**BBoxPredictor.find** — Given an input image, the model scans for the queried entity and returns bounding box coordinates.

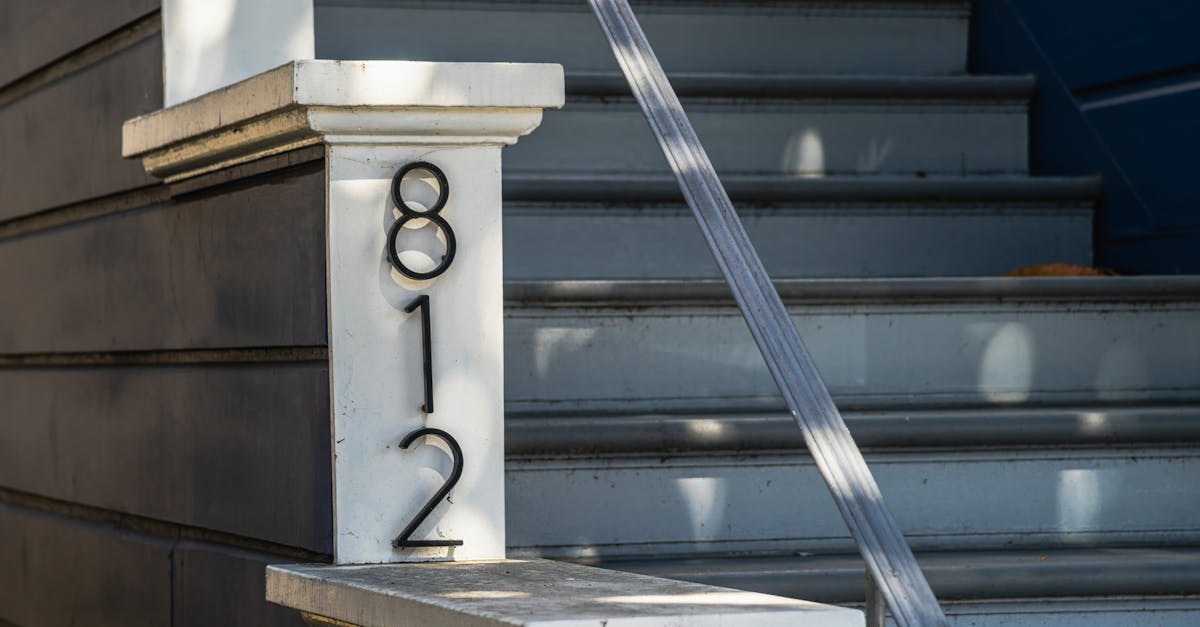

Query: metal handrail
[586,1,947,624]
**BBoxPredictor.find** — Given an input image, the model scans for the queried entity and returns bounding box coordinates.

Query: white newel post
[321,102,539,565]
[123,60,565,565]
[124,59,864,627]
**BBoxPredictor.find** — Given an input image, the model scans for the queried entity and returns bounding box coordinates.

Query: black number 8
[386,162,457,281]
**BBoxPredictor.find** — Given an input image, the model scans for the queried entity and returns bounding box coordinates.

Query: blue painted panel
[1085,85,1200,230]
[1104,236,1200,276]
[971,0,1200,273]
[1005,2,1200,91]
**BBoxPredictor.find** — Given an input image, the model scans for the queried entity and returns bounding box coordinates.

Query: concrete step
[502,175,1096,279]
[315,0,972,76]
[597,547,1200,621]
[503,406,1200,559]
[503,276,1200,413]
[267,560,862,627]
[506,74,1032,176]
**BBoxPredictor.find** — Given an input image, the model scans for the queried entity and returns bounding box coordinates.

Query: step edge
[505,405,1200,456]
[502,175,1102,204]
[504,275,1200,306]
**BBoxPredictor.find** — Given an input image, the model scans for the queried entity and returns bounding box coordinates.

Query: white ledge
[122,60,565,181]
[266,560,862,627]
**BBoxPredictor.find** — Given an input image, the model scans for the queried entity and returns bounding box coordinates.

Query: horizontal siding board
[0,505,172,626]
[0,0,159,88]
[0,364,333,553]
[0,32,161,222]
[174,542,310,627]
[0,161,327,353]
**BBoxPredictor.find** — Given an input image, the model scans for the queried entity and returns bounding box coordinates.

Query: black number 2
[393,427,464,548]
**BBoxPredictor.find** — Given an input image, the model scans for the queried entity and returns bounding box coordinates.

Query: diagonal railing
[586,1,947,624]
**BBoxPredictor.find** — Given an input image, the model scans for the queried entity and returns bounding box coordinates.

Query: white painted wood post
[323,126,513,564]
[315,64,565,564]
[123,60,565,564]
[162,0,315,106]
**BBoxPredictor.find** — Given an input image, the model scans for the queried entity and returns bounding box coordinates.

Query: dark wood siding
[0,157,332,623]
[0,0,159,88]
[0,161,328,354]
[0,505,173,627]
[0,3,333,619]
[0,363,332,553]
[173,543,307,627]
[0,26,161,222]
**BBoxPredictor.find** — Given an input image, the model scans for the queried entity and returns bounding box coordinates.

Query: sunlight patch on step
[532,326,600,378]
[976,322,1036,403]
[782,128,825,178]
[674,475,729,541]
[1056,467,1118,532]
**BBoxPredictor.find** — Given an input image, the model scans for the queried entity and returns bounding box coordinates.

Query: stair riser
[615,561,1200,622]
[942,599,1200,627]
[504,302,1200,411]
[315,1,970,76]
[507,100,1028,176]
[507,448,1200,558]
[504,204,1091,279]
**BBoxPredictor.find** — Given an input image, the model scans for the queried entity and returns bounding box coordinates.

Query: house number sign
[387,162,457,281]
[386,161,467,550]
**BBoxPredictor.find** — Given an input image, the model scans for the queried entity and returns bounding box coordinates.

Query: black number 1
[405,295,433,414]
